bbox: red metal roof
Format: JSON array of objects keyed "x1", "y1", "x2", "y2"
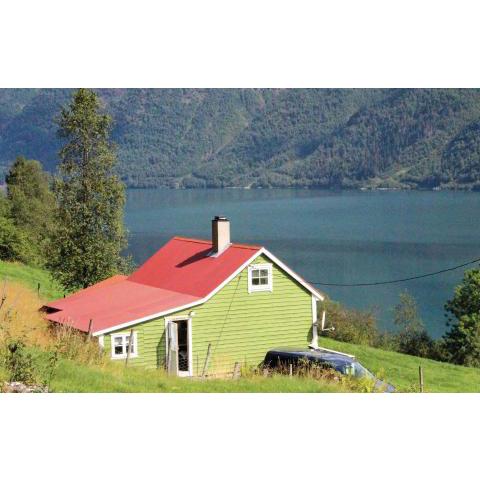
[
  {"x1": 46, "y1": 280, "x2": 201, "y2": 334},
  {"x1": 44, "y1": 237, "x2": 261, "y2": 334},
  {"x1": 129, "y1": 237, "x2": 260, "y2": 297}
]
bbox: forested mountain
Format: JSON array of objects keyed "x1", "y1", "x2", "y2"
[{"x1": 1, "y1": 88, "x2": 480, "y2": 189}]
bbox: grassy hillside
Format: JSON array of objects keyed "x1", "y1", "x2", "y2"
[
  {"x1": 2, "y1": 89, "x2": 480, "y2": 189},
  {"x1": 9, "y1": 335, "x2": 479, "y2": 393},
  {"x1": 46, "y1": 343, "x2": 480, "y2": 392},
  {"x1": 41, "y1": 358, "x2": 350, "y2": 393},
  {"x1": 4, "y1": 340, "x2": 478, "y2": 392},
  {"x1": 0, "y1": 260, "x2": 64, "y2": 301},
  {"x1": 319, "y1": 338, "x2": 480, "y2": 393},
  {"x1": 1, "y1": 260, "x2": 479, "y2": 392}
]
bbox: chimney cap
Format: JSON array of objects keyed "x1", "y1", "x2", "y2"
[{"x1": 213, "y1": 215, "x2": 228, "y2": 221}]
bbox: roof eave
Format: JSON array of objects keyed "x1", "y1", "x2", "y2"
[
  {"x1": 92, "y1": 248, "x2": 264, "y2": 336},
  {"x1": 92, "y1": 246, "x2": 323, "y2": 336}
]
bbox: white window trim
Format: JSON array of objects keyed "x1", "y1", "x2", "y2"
[
  {"x1": 110, "y1": 331, "x2": 138, "y2": 359},
  {"x1": 164, "y1": 315, "x2": 193, "y2": 377},
  {"x1": 248, "y1": 263, "x2": 273, "y2": 293}
]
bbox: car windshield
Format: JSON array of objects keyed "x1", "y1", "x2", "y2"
[{"x1": 342, "y1": 361, "x2": 374, "y2": 379}]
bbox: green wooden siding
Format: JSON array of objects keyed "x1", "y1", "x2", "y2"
[
  {"x1": 103, "y1": 318, "x2": 166, "y2": 369},
  {"x1": 102, "y1": 254, "x2": 316, "y2": 375}
]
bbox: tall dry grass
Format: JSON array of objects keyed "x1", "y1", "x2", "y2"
[
  {"x1": 246, "y1": 359, "x2": 380, "y2": 393},
  {"x1": 48, "y1": 322, "x2": 104, "y2": 365},
  {"x1": 0, "y1": 280, "x2": 51, "y2": 348},
  {"x1": 0, "y1": 280, "x2": 104, "y2": 382}
]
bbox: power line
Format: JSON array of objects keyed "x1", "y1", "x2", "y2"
[{"x1": 309, "y1": 256, "x2": 480, "y2": 287}]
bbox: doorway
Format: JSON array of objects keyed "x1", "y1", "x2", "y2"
[
  {"x1": 176, "y1": 320, "x2": 189, "y2": 373},
  {"x1": 165, "y1": 316, "x2": 192, "y2": 376}
]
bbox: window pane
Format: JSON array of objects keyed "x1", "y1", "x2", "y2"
[
  {"x1": 250, "y1": 266, "x2": 271, "y2": 289},
  {"x1": 125, "y1": 335, "x2": 134, "y2": 354},
  {"x1": 114, "y1": 336, "x2": 125, "y2": 356}
]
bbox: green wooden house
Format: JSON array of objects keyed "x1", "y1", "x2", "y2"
[{"x1": 44, "y1": 217, "x2": 324, "y2": 376}]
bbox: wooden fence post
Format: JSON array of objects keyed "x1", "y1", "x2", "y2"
[
  {"x1": 232, "y1": 362, "x2": 241, "y2": 379},
  {"x1": 87, "y1": 319, "x2": 93, "y2": 338},
  {"x1": 419, "y1": 365, "x2": 424, "y2": 393},
  {"x1": 289, "y1": 363, "x2": 293, "y2": 377},
  {"x1": 0, "y1": 280, "x2": 7, "y2": 310},
  {"x1": 202, "y1": 343, "x2": 212, "y2": 378},
  {"x1": 125, "y1": 328, "x2": 134, "y2": 366}
]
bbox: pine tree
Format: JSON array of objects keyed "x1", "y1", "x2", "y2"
[{"x1": 48, "y1": 89, "x2": 128, "y2": 291}]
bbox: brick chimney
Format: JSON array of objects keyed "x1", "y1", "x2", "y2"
[{"x1": 211, "y1": 216, "x2": 231, "y2": 254}]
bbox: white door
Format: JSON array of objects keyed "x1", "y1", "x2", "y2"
[
  {"x1": 167, "y1": 321, "x2": 178, "y2": 375},
  {"x1": 165, "y1": 317, "x2": 192, "y2": 376}
]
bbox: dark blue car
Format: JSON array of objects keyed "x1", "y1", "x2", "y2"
[{"x1": 263, "y1": 347, "x2": 395, "y2": 392}]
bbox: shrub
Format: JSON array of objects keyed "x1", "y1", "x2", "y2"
[
  {"x1": 323, "y1": 300, "x2": 389, "y2": 348},
  {"x1": 323, "y1": 294, "x2": 444, "y2": 362},
  {"x1": 393, "y1": 292, "x2": 436, "y2": 358},
  {"x1": 3, "y1": 339, "x2": 36, "y2": 383}
]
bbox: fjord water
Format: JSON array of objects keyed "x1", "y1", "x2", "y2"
[{"x1": 125, "y1": 189, "x2": 480, "y2": 337}]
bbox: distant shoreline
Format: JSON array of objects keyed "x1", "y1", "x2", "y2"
[
  {"x1": 3, "y1": 180, "x2": 478, "y2": 193},
  {"x1": 124, "y1": 184, "x2": 480, "y2": 192}
]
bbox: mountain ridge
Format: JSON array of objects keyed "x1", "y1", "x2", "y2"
[{"x1": 1, "y1": 88, "x2": 480, "y2": 189}]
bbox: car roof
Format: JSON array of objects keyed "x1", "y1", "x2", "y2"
[{"x1": 266, "y1": 347, "x2": 355, "y2": 365}]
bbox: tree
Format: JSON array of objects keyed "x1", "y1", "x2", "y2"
[
  {"x1": 5, "y1": 156, "x2": 55, "y2": 264},
  {"x1": 0, "y1": 193, "x2": 36, "y2": 263},
  {"x1": 393, "y1": 292, "x2": 434, "y2": 358},
  {"x1": 443, "y1": 268, "x2": 480, "y2": 366},
  {"x1": 48, "y1": 89, "x2": 128, "y2": 291}
]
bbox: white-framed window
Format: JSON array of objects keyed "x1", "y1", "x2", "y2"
[
  {"x1": 111, "y1": 332, "x2": 138, "y2": 359},
  {"x1": 248, "y1": 263, "x2": 273, "y2": 293}
]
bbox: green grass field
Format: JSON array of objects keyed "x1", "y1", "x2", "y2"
[
  {"x1": 46, "y1": 358, "x2": 351, "y2": 393},
  {"x1": 0, "y1": 260, "x2": 64, "y2": 301},
  {"x1": 39, "y1": 341, "x2": 480, "y2": 393},
  {"x1": 319, "y1": 337, "x2": 480, "y2": 393},
  {"x1": 1, "y1": 260, "x2": 479, "y2": 393}
]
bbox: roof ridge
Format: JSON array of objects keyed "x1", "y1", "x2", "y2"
[
  {"x1": 173, "y1": 236, "x2": 211, "y2": 244},
  {"x1": 172, "y1": 236, "x2": 261, "y2": 250}
]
